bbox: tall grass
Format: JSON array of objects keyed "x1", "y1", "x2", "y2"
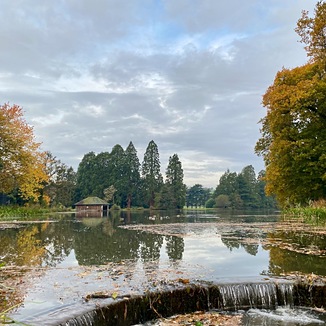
[
  {"x1": 284, "y1": 199, "x2": 326, "y2": 225},
  {"x1": 0, "y1": 206, "x2": 50, "y2": 220}
]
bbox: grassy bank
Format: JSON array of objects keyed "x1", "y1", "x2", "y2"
[
  {"x1": 0, "y1": 206, "x2": 72, "y2": 221},
  {"x1": 284, "y1": 200, "x2": 326, "y2": 225}
]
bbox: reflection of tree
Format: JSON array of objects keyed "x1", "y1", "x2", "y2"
[
  {"x1": 140, "y1": 233, "x2": 163, "y2": 261},
  {"x1": 221, "y1": 230, "x2": 260, "y2": 256},
  {"x1": 165, "y1": 235, "x2": 184, "y2": 260},
  {"x1": 0, "y1": 221, "x2": 75, "y2": 268},
  {"x1": 39, "y1": 220, "x2": 74, "y2": 267},
  {"x1": 242, "y1": 244, "x2": 259, "y2": 256},
  {"x1": 265, "y1": 230, "x2": 326, "y2": 276},
  {"x1": 0, "y1": 229, "x2": 21, "y2": 265},
  {"x1": 16, "y1": 227, "x2": 46, "y2": 266},
  {"x1": 0, "y1": 226, "x2": 47, "y2": 267},
  {"x1": 221, "y1": 236, "x2": 240, "y2": 251},
  {"x1": 73, "y1": 222, "x2": 140, "y2": 265}
]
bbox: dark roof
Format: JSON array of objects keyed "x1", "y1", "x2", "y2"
[{"x1": 75, "y1": 196, "x2": 108, "y2": 206}]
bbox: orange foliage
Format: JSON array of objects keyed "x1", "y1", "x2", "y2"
[{"x1": 0, "y1": 103, "x2": 49, "y2": 201}]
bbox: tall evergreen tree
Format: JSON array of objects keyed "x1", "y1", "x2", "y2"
[
  {"x1": 238, "y1": 165, "x2": 260, "y2": 208},
  {"x1": 108, "y1": 144, "x2": 126, "y2": 207},
  {"x1": 93, "y1": 151, "x2": 111, "y2": 197},
  {"x1": 125, "y1": 141, "x2": 141, "y2": 208},
  {"x1": 75, "y1": 151, "x2": 97, "y2": 200},
  {"x1": 165, "y1": 154, "x2": 186, "y2": 209},
  {"x1": 141, "y1": 140, "x2": 163, "y2": 208}
]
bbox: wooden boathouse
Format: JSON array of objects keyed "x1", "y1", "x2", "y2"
[{"x1": 74, "y1": 196, "x2": 108, "y2": 217}]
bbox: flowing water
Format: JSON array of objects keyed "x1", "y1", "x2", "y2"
[{"x1": 0, "y1": 209, "x2": 325, "y2": 325}]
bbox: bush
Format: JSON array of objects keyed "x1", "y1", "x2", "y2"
[
  {"x1": 205, "y1": 198, "x2": 215, "y2": 208},
  {"x1": 110, "y1": 204, "x2": 121, "y2": 210}
]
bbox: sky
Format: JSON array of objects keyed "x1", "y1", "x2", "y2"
[{"x1": 0, "y1": 1, "x2": 316, "y2": 188}]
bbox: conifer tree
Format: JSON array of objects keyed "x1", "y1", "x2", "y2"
[{"x1": 141, "y1": 140, "x2": 163, "y2": 207}]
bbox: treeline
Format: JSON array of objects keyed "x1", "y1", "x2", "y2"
[
  {"x1": 210, "y1": 166, "x2": 277, "y2": 209},
  {"x1": 72, "y1": 140, "x2": 185, "y2": 209},
  {"x1": 0, "y1": 103, "x2": 276, "y2": 210},
  {"x1": 42, "y1": 140, "x2": 186, "y2": 209},
  {"x1": 185, "y1": 166, "x2": 277, "y2": 209}
]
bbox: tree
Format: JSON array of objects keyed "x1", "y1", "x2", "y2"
[
  {"x1": 75, "y1": 152, "x2": 97, "y2": 200},
  {"x1": 103, "y1": 185, "x2": 116, "y2": 204},
  {"x1": 43, "y1": 151, "x2": 76, "y2": 207},
  {"x1": 0, "y1": 103, "x2": 48, "y2": 202},
  {"x1": 186, "y1": 184, "x2": 210, "y2": 208},
  {"x1": 165, "y1": 154, "x2": 186, "y2": 209},
  {"x1": 256, "y1": 3, "x2": 326, "y2": 207},
  {"x1": 237, "y1": 165, "x2": 260, "y2": 208},
  {"x1": 215, "y1": 194, "x2": 231, "y2": 208},
  {"x1": 124, "y1": 141, "x2": 141, "y2": 208},
  {"x1": 108, "y1": 144, "x2": 126, "y2": 207},
  {"x1": 255, "y1": 4, "x2": 326, "y2": 207},
  {"x1": 141, "y1": 140, "x2": 163, "y2": 207},
  {"x1": 93, "y1": 151, "x2": 111, "y2": 197},
  {"x1": 295, "y1": 1, "x2": 326, "y2": 64}
]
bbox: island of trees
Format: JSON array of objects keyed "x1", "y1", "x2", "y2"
[{"x1": 1, "y1": 2, "x2": 326, "y2": 212}]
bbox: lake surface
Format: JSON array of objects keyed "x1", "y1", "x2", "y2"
[{"x1": 1, "y1": 209, "x2": 325, "y2": 325}]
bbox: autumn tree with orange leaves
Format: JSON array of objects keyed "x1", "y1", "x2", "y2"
[
  {"x1": 0, "y1": 103, "x2": 49, "y2": 202},
  {"x1": 255, "y1": 2, "x2": 326, "y2": 207}
]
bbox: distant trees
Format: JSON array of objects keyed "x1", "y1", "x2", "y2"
[
  {"x1": 186, "y1": 184, "x2": 211, "y2": 208},
  {"x1": 0, "y1": 103, "x2": 49, "y2": 202},
  {"x1": 75, "y1": 140, "x2": 186, "y2": 209},
  {"x1": 255, "y1": 2, "x2": 326, "y2": 207},
  {"x1": 212, "y1": 165, "x2": 278, "y2": 209},
  {"x1": 0, "y1": 103, "x2": 278, "y2": 210}
]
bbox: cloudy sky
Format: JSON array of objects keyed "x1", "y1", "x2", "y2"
[{"x1": 0, "y1": 1, "x2": 315, "y2": 188}]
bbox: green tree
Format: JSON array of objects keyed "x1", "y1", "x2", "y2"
[
  {"x1": 141, "y1": 140, "x2": 163, "y2": 208},
  {"x1": 43, "y1": 152, "x2": 76, "y2": 207},
  {"x1": 186, "y1": 184, "x2": 211, "y2": 208},
  {"x1": 165, "y1": 154, "x2": 186, "y2": 209},
  {"x1": 214, "y1": 170, "x2": 240, "y2": 208},
  {"x1": 124, "y1": 141, "x2": 141, "y2": 208},
  {"x1": 255, "y1": 3, "x2": 326, "y2": 207},
  {"x1": 93, "y1": 151, "x2": 111, "y2": 197},
  {"x1": 75, "y1": 152, "x2": 97, "y2": 200},
  {"x1": 103, "y1": 185, "x2": 116, "y2": 205},
  {"x1": 108, "y1": 144, "x2": 126, "y2": 207},
  {"x1": 237, "y1": 165, "x2": 260, "y2": 208},
  {"x1": 215, "y1": 194, "x2": 231, "y2": 208}
]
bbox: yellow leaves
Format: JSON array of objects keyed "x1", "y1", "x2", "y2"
[
  {"x1": 0, "y1": 103, "x2": 49, "y2": 202},
  {"x1": 16, "y1": 227, "x2": 46, "y2": 266}
]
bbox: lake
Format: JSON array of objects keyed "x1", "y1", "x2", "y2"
[{"x1": 1, "y1": 209, "x2": 325, "y2": 325}]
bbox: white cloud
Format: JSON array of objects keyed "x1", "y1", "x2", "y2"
[{"x1": 0, "y1": 1, "x2": 317, "y2": 187}]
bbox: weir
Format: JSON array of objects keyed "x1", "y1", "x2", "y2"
[{"x1": 56, "y1": 281, "x2": 326, "y2": 326}]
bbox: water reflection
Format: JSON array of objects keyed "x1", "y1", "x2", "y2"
[{"x1": 0, "y1": 210, "x2": 325, "y2": 278}]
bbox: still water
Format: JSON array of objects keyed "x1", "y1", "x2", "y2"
[{"x1": 1, "y1": 209, "x2": 325, "y2": 325}]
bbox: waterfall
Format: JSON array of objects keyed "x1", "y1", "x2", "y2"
[
  {"x1": 217, "y1": 282, "x2": 294, "y2": 311},
  {"x1": 63, "y1": 311, "x2": 98, "y2": 326},
  {"x1": 56, "y1": 282, "x2": 326, "y2": 326}
]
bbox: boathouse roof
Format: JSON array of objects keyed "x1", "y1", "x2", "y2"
[{"x1": 75, "y1": 196, "x2": 108, "y2": 206}]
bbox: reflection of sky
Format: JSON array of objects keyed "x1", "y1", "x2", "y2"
[
  {"x1": 56, "y1": 249, "x2": 79, "y2": 268},
  {"x1": 182, "y1": 236, "x2": 269, "y2": 279}
]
